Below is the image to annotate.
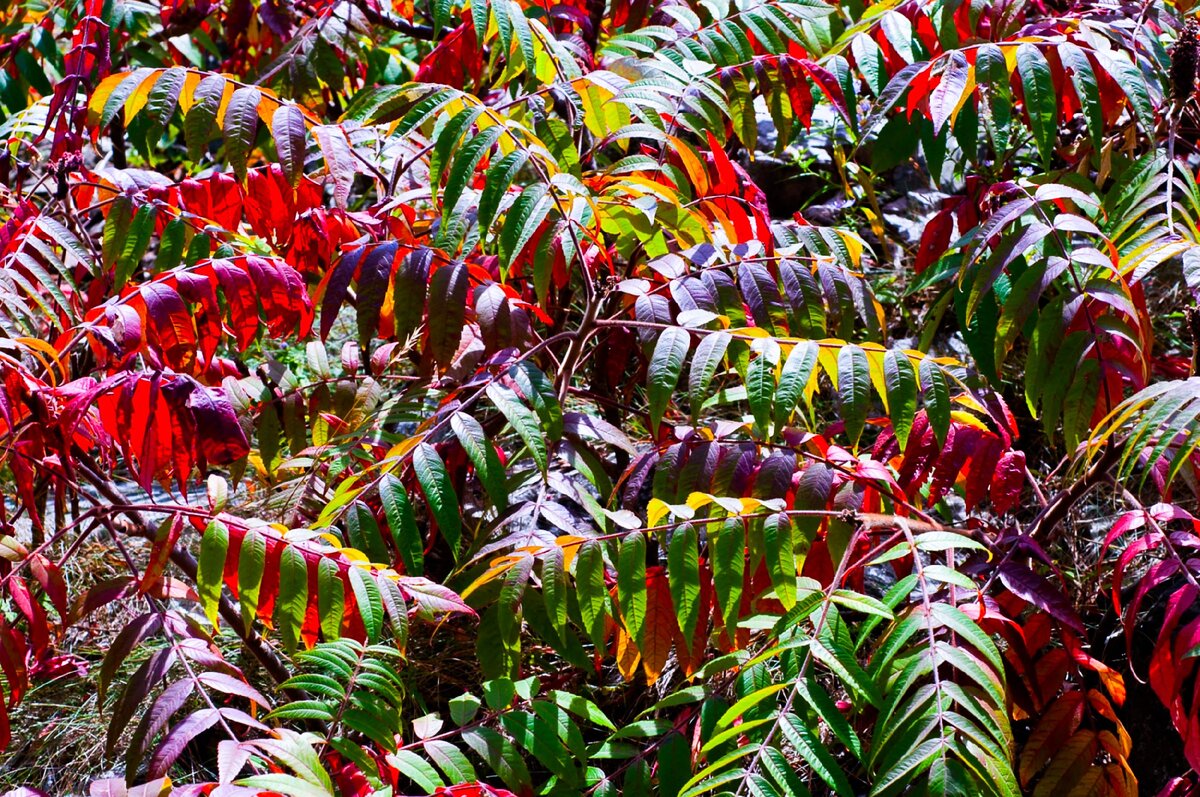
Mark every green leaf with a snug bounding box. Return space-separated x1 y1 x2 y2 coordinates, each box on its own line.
542 546 569 645
317 558 345 641
774 340 818 428
98 69 155 131
378 576 410 652
648 327 691 436
1058 43 1102 152
451 412 508 510
479 150 530 235
746 351 776 435
413 443 462 558
712 519 745 639
238 529 266 628
442 125 505 223
920 359 951 445
780 714 854 797
499 183 552 268
618 531 648 647
115 204 155 288
449 693 482 726
870 737 941 795
1015 43 1056 167
380 473 424 576
688 330 731 419
387 749 445 792
276 545 309 653
511 363 563 440
101 196 133 273
576 540 609 648
184 74 224 160
668 524 702 642
837 344 870 447
239 774 334 797
427 261 468 364
347 501 389 564
763 514 796 609
462 727 533 793
348 566 383 642
500 710 579 785
883 350 918 449
272 104 308 186
196 520 229 626
487 382 549 473
550 689 616 731
223 86 262 181
425 739 476 783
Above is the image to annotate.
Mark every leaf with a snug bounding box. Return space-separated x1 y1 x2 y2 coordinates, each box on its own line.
500 710 578 785
540 546 569 646
413 443 462 559
779 713 854 796
196 521 229 626
668 524 702 642
452 412 509 510
427 261 468 364
775 340 818 428
1016 44 1056 167
462 727 533 793
479 151 529 235
393 248 432 343
996 562 1083 633
883 350 918 449
276 545 309 653
920 359 951 445
185 75 225 160
348 567 383 642
712 519 745 641
689 330 731 418
746 351 776 435
272 104 308 187
648 327 691 436
317 558 345 640
576 540 609 648
1058 43 1103 152
618 532 648 647
763 514 797 609
930 51 970 133
837 344 870 447
238 530 267 629
380 473 424 576
148 709 222 779
388 749 445 792
487 382 549 473
224 87 262 181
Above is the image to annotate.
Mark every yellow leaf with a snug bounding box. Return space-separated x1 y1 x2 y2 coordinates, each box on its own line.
87 73 127 124
615 624 641 681
554 535 586 570
647 498 671 528
124 69 163 125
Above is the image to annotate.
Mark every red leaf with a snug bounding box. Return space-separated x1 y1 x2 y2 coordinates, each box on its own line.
641 567 675 684
414 23 483 89
990 450 1026 515
915 209 953 273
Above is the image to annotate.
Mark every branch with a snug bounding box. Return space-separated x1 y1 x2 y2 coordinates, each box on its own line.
353 0 446 41
1025 442 1124 544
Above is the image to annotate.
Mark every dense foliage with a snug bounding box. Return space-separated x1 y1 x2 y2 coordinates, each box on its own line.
4 0 1200 793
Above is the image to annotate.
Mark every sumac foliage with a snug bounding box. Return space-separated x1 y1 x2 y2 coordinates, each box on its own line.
1 0 1199 794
